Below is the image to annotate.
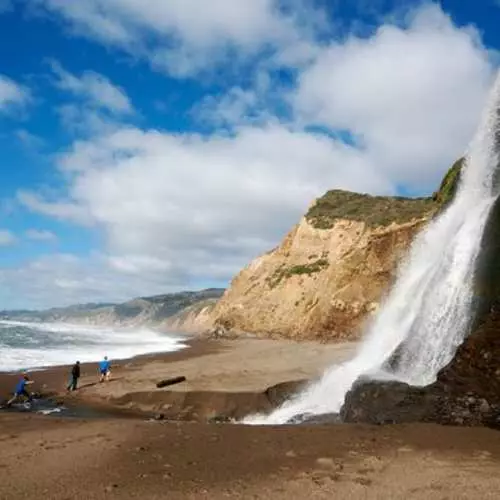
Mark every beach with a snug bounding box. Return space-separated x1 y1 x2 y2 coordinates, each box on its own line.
1 338 500 499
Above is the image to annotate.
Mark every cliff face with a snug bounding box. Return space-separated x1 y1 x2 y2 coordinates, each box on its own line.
212 216 426 341
164 298 220 333
210 180 464 341
210 162 461 341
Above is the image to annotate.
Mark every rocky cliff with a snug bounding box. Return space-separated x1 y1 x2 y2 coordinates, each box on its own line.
210 162 461 341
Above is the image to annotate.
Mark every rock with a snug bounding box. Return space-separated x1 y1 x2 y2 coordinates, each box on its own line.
285 450 297 458
154 413 165 421
479 399 491 413
316 457 336 469
265 380 309 407
297 413 342 425
207 415 232 424
341 380 441 425
104 484 118 492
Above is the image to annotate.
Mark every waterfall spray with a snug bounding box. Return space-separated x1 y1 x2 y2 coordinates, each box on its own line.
245 72 500 425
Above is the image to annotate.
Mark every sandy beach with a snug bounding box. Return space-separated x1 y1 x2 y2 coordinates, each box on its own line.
1 338 500 499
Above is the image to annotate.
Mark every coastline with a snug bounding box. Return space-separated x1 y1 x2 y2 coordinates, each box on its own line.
1 337 500 499
0 336 216 409
1 336 357 422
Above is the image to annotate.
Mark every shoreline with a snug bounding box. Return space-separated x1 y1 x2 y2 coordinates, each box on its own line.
2 337 500 498
0 337 218 410
1 336 357 422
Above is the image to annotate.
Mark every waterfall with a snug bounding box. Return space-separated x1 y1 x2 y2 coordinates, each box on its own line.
245 72 500 425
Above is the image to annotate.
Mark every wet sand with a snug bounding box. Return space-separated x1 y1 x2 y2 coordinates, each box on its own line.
0 337 216 403
1 338 500 499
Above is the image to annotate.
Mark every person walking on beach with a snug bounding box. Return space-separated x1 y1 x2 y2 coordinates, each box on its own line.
98 356 111 383
7 373 34 407
67 361 81 392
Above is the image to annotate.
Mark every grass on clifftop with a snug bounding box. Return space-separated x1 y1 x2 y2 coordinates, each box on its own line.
306 159 463 230
306 191 436 229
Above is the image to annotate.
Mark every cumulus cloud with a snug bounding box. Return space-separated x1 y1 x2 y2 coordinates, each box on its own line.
293 4 494 190
33 0 323 76
19 125 389 291
0 253 187 310
0 74 30 113
49 60 134 114
17 191 91 225
0 230 16 246
25 229 57 241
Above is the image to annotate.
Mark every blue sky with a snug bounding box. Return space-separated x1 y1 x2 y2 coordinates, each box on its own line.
0 0 499 309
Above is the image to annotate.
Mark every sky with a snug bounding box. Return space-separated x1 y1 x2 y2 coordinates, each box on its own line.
0 0 499 310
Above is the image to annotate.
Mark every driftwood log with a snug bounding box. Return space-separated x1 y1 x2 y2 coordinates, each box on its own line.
156 376 187 389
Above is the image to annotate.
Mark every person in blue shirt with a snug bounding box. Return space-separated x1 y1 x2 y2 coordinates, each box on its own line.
98 356 111 383
7 373 34 406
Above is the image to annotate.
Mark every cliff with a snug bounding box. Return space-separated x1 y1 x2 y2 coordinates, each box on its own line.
210 161 461 341
0 289 225 331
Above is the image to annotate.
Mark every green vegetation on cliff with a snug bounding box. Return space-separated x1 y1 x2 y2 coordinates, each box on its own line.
266 258 329 288
306 159 463 230
432 158 463 207
306 191 435 229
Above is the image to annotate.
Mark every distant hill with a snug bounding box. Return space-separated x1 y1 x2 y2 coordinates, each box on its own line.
0 289 225 331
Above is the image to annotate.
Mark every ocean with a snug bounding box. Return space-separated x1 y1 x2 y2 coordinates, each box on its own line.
0 320 187 372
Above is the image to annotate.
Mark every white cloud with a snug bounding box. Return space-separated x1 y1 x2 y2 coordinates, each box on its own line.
33 0 323 76
0 230 16 246
0 253 186 309
49 61 134 114
17 191 91 225
25 229 57 241
0 74 30 112
293 4 494 190
18 124 390 300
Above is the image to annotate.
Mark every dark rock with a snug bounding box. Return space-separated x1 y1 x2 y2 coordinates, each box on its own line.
290 413 342 425
341 380 442 425
207 415 232 424
264 379 309 407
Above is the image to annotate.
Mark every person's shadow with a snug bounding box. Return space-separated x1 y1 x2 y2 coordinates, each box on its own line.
77 378 123 390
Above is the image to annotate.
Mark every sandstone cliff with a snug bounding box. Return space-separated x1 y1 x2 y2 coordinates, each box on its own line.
210 161 461 341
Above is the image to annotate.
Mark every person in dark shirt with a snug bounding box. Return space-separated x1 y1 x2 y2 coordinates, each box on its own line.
67 361 81 392
7 374 34 406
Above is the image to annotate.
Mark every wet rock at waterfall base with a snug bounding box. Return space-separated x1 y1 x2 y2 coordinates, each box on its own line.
340 378 500 429
340 380 441 425
289 413 342 425
264 380 309 407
